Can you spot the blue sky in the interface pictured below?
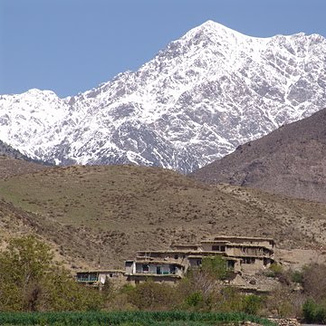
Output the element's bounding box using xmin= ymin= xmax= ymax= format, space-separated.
xmin=1 ymin=0 xmax=326 ymax=98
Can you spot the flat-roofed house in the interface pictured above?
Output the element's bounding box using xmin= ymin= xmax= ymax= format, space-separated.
xmin=75 ymin=270 xmax=126 ymax=288
xmin=125 ymin=235 xmax=275 ymax=283
xmin=200 ymin=236 xmax=275 ymax=275
xmin=76 ymin=235 xmax=276 ymax=290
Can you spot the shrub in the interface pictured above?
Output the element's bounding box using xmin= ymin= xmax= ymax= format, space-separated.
xmin=242 ymin=295 xmax=263 ymax=315
xmin=127 ymin=280 xmax=178 ymax=310
xmin=302 ymin=299 xmax=326 ymax=324
xmin=291 ymin=270 xmax=303 ymax=284
xmin=264 ymin=263 xmax=283 ymax=278
xmin=185 ymin=292 xmax=204 ymax=308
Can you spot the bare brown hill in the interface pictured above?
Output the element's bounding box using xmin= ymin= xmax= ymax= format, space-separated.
xmin=1 ymin=164 xmax=326 ymax=270
xmin=0 ymin=198 xmax=75 ymax=265
xmin=191 ymin=107 xmax=326 ymax=204
xmin=0 ymin=155 xmax=48 ymax=179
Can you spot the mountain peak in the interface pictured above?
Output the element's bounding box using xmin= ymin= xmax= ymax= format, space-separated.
xmin=199 ymin=20 xmax=237 ymax=32
xmin=0 ymin=23 xmax=326 ymax=173
xmin=190 ymin=20 xmax=252 ymax=40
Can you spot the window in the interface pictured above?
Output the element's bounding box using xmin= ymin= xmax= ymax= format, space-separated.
xmin=142 ymin=264 xmax=149 ymax=272
xmin=212 ymin=245 xmax=225 ymax=251
xmin=242 ymin=257 xmax=255 ymax=264
xmin=227 ymin=261 xmax=235 ymax=270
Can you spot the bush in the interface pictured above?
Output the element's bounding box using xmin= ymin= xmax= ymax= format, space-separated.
xmin=291 ymin=270 xmax=303 ymax=284
xmin=264 ymin=263 xmax=283 ymax=278
xmin=302 ymin=299 xmax=326 ymax=324
xmin=127 ymin=280 xmax=178 ymax=310
xmin=185 ymin=292 xmax=204 ymax=308
xmin=242 ymin=295 xmax=263 ymax=315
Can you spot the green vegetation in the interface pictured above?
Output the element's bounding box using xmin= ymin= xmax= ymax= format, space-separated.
xmin=1 ymin=163 xmax=326 ymax=321
xmin=303 ymin=299 xmax=326 ymax=324
xmin=263 ymin=262 xmax=283 ymax=278
xmin=201 ymin=255 xmax=230 ymax=280
xmin=0 ymin=311 xmax=276 ymax=326
xmin=300 ymin=263 xmax=326 ymax=323
xmin=3 ymin=235 xmax=326 ymax=323
xmin=0 ymin=235 xmax=102 ymax=312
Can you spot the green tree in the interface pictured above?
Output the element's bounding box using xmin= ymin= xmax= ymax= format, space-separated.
xmin=0 ymin=235 xmax=53 ymax=311
xmin=39 ymin=266 xmax=103 ymax=311
xmin=201 ymin=255 xmax=229 ymax=280
xmin=127 ymin=279 xmax=177 ymax=310
xmin=0 ymin=235 xmax=103 ymax=311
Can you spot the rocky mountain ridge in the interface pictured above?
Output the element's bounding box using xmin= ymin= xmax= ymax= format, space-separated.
xmin=191 ymin=107 xmax=326 ymax=203
xmin=1 ymin=21 xmax=326 ymax=173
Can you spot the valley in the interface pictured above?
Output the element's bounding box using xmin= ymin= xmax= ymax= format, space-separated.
xmin=0 ymin=158 xmax=325 ymax=272
xmin=1 ymin=18 xmax=326 ymax=320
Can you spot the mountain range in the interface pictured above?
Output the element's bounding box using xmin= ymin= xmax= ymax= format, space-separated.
xmin=192 ymin=107 xmax=326 ymax=203
xmin=1 ymin=20 xmax=326 ymax=173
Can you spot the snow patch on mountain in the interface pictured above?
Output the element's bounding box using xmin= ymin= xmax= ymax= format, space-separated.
xmin=1 ymin=21 xmax=326 ymax=173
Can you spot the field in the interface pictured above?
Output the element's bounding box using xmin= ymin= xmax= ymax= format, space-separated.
xmin=0 ymin=311 xmax=275 ymax=326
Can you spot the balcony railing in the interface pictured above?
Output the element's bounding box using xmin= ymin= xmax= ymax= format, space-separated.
xmin=76 ymin=277 xmax=98 ymax=282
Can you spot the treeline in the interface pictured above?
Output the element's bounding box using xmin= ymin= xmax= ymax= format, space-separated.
xmin=1 ymin=235 xmax=326 ymax=323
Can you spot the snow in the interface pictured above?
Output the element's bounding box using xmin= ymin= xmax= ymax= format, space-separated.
xmin=0 ymin=20 xmax=326 ymax=172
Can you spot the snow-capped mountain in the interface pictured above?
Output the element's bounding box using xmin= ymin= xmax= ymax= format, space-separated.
xmin=1 ymin=20 xmax=326 ymax=173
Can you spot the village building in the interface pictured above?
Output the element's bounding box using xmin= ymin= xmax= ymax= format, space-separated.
xmin=75 ymin=269 xmax=125 ymax=288
xmin=125 ymin=235 xmax=275 ymax=284
xmin=76 ymin=235 xmax=276 ymax=291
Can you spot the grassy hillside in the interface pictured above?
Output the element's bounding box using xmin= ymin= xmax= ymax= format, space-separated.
xmin=0 ymin=163 xmax=326 ymax=269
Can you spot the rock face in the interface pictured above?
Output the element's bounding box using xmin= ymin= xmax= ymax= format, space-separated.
xmin=191 ymin=107 xmax=326 ymax=203
xmin=0 ymin=140 xmax=26 ymax=159
xmin=1 ymin=20 xmax=326 ymax=173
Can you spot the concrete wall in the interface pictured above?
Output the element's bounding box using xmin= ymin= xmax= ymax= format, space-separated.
xmin=206 ymin=237 xmax=274 ymax=250
xmin=135 ymin=262 xmax=181 ymax=276
xmin=98 ymin=272 xmax=126 ymax=284
xmin=240 ymin=258 xmax=265 ymax=275
xmin=127 ymin=275 xmax=179 ymax=285
xmin=201 ymin=242 xmax=226 ymax=252
xmin=125 ymin=262 xmax=135 ymax=275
